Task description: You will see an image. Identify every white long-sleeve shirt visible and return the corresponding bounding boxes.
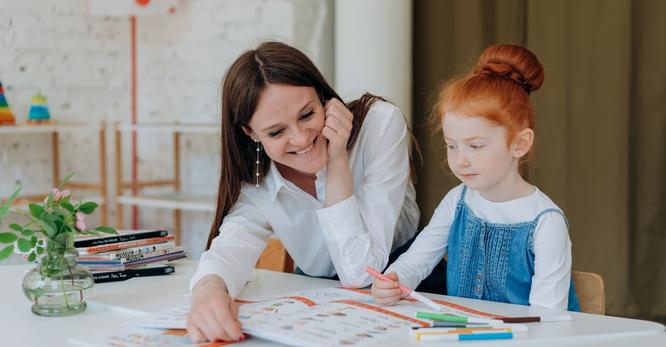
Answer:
[190,101,420,298]
[386,184,573,310]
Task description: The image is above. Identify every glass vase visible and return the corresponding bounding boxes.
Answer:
[21,238,94,316]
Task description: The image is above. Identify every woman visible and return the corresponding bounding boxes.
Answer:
[187,41,420,342]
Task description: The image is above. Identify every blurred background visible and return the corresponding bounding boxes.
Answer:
[0,0,664,325]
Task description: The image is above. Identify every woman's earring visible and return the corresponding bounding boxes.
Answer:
[255,140,262,187]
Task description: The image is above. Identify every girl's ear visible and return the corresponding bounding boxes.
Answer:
[511,128,534,158]
[241,125,256,141]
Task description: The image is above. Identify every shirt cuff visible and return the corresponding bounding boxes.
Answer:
[189,262,242,299]
[316,195,365,246]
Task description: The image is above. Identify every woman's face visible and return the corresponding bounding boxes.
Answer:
[244,84,327,175]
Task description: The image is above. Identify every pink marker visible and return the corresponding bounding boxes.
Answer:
[366,267,442,312]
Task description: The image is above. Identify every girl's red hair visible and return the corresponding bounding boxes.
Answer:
[434,44,544,144]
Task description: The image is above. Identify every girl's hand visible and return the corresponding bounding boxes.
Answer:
[322,98,353,163]
[187,275,244,343]
[370,272,406,306]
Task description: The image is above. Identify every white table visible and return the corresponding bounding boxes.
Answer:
[2,259,665,346]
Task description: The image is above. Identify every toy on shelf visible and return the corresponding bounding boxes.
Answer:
[26,92,52,124]
[0,81,16,125]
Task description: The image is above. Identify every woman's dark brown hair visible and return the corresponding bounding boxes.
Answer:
[206,41,383,249]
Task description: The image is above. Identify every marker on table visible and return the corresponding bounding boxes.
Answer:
[410,327,513,335]
[416,312,503,324]
[417,323,529,333]
[417,311,572,324]
[415,331,514,342]
[365,267,442,312]
[500,314,572,323]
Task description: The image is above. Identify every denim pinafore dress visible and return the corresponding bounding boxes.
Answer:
[446,186,580,311]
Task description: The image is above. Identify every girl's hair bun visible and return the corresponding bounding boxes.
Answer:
[475,44,544,94]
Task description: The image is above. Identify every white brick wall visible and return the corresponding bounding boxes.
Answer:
[0,0,333,260]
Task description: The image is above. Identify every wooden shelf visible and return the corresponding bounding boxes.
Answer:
[11,195,106,209]
[115,122,218,134]
[0,122,103,134]
[114,122,219,244]
[0,122,109,225]
[116,193,215,212]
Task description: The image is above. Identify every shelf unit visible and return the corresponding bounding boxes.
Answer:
[0,123,109,225]
[113,122,292,270]
[113,123,218,244]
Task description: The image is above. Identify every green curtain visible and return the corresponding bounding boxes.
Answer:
[413,0,666,321]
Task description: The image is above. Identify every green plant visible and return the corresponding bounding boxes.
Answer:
[0,172,117,261]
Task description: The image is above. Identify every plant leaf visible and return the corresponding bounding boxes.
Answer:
[9,223,23,232]
[0,245,14,261]
[28,203,45,219]
[0,232,18,244]
[17,238,32,252]
[95,226,117,234]
[58,172,75,189]
[30,218,55,237]
[0,187,21,222]
[78,201,98,215]
[36,246,44,254]
[60,201,75,212]
[27,252,36,262]
[21,229,34,237]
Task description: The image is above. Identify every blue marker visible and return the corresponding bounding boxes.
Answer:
[415,331,513,342]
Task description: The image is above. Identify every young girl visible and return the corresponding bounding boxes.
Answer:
[372,44,580,311]
[187,41,423,342]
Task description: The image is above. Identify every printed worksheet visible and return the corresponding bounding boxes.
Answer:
[75,287,502,347]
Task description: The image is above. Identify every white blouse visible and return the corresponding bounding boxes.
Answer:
[386,184,573,310]
[191,101,420,298]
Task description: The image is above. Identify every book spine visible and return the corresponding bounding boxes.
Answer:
[92,265,175,283]
[119,247,183,263]
[74,230,168,247]
[78,236,175,255]
[79,241,176,260]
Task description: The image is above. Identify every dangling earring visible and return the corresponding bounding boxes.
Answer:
[255,140,262,187]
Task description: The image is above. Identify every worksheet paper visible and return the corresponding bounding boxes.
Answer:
[70,287,499,347]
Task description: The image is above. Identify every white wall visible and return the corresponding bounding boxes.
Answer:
[0,0,333,260]
[334,0,412,123]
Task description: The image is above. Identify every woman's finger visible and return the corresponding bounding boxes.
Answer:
[325,99,353,124]
[200,309,230,342]
[325,115,346,134]
[187,323,206,343]
[215,305,243,341]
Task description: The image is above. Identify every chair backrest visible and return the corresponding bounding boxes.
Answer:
[256,237,294,273]
[573,271,605,315]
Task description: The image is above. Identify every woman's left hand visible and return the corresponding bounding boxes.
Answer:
[322,98,353,163]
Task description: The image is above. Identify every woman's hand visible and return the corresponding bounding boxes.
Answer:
[370,272,406,306]
[322,98,353,163]
[187,275,244,343]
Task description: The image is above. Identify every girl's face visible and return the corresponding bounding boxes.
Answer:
[442,113,522,199]
[244,84,327,175]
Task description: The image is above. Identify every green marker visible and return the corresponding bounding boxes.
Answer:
[416,312,503,324]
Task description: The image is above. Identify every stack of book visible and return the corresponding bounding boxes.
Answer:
[74,229,185,283]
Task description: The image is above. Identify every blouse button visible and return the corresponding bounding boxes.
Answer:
[476,274,483,280]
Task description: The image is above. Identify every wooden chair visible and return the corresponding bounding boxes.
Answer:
[256,237,294,273]
[573,271,605,315]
